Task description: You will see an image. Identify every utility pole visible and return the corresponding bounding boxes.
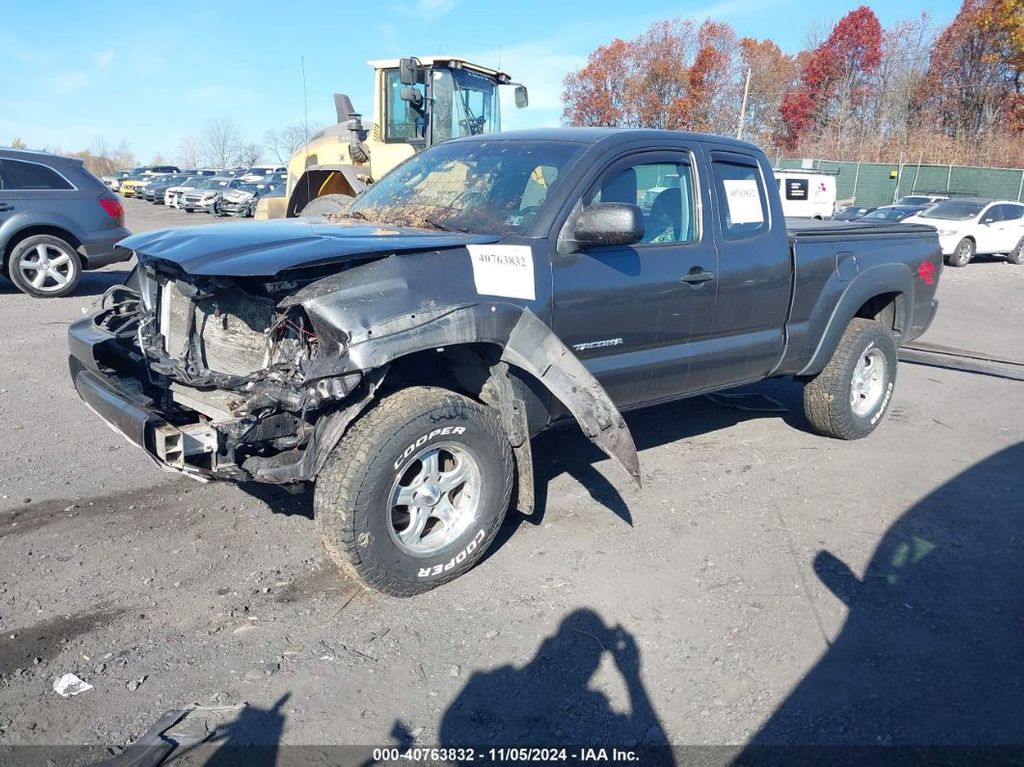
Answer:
[736,68,752,140]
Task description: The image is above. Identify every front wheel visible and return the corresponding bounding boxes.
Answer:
[315,386,514,596]
[803,318,898,440]
[946,238,975,267]
[1007,238,1024,265]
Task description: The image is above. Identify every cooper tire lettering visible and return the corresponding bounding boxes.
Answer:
[394,426,467,469]
[417,529,486,579]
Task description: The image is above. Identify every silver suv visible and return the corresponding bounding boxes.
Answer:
[0,148,132,297]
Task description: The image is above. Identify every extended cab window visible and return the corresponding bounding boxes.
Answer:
[711,159,768,240]
[588,162,697,244]
[2,159,74,190]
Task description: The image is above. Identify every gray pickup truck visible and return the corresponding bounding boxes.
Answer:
[68,129,941,596]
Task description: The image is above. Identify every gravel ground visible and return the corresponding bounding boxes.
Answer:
[0,198,1022,759]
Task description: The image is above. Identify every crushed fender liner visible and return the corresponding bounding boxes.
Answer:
[501,312,641,487]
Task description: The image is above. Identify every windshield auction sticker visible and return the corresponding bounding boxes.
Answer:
[723,179,764,224]
[467,244,536,301]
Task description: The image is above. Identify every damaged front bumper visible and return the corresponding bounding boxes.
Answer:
[67,271,373,485]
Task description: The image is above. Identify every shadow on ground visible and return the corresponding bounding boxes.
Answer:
[246,377,805,561]
[743,441,1024,748]
[395,608,670,751]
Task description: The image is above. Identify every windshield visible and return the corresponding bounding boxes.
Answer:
[921,200,985,220]
[898,196,931,205]
[430,68,500,143]
[345,139,584,235]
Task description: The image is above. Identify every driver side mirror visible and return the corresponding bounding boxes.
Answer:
[398,57,420,86]
[570,203,644,250]
[514,85,529,109]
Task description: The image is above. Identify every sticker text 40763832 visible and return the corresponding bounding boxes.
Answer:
[467,244,536,301]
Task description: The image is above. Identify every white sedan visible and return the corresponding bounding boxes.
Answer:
[903,198,1024,267]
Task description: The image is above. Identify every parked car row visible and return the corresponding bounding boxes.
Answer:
[835,195,1024,266]
[111,166,286,217]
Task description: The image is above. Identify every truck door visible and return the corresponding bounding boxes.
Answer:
[551,151,716,407]
[701,150,791,390]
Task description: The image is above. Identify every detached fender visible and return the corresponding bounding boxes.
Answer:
[798,262,915,376]
[290,261,640,485]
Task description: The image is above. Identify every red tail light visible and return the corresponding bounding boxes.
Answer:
[99,196,125,226]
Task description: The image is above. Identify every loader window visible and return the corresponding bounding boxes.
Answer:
[384,70,427,142]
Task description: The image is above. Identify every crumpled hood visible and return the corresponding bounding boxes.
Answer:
[122,219,500,277]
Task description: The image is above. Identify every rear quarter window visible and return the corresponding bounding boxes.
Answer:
[711,157,769,241]
[2,159,75,190]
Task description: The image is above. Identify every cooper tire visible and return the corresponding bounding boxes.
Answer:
[299,193,355,218]
[315,386,513,597]
[946,238,975,267]
[8,234,82,298]
[803,318,897,440]
[1007,238,1024,265]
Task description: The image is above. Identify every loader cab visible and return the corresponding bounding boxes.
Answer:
[274,55,528,219]
[371,56,525,179]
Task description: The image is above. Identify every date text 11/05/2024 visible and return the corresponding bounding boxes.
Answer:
[372,746,642,762]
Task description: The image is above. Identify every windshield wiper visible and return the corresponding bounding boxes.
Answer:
[424,216,468,233]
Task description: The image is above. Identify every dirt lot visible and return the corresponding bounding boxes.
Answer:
[1,198,1022,759]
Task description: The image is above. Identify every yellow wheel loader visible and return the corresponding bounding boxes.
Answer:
[256,56,528,219]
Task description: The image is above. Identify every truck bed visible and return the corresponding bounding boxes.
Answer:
[786,218,936,240]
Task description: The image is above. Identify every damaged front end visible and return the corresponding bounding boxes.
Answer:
[68,260,375,484]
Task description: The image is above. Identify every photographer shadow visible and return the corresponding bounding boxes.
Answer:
[432,608,671,753]
[743,441,1024,749]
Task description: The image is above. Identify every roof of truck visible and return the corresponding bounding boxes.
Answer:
[447,127,763,153]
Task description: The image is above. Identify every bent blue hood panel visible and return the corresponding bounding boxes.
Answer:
[121,219,500,276]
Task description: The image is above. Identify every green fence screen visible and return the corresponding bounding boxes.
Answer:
[774,157,1024,208]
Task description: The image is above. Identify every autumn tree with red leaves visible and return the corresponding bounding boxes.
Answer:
[916,0,1024,139]
[562,18,743,134]
[779,5,884,151]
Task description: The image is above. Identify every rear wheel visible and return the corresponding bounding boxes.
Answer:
[1007,238,1024,265]
[315,387,513,596]
[803,318,897,440]
[8,234,82,298]
[946,238,975,267]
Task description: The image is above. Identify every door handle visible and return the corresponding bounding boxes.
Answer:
[0,204,14,212]
[681,268,715,284]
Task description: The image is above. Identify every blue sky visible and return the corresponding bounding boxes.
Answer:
[0,0,964,162]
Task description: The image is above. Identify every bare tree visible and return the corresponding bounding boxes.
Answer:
[177,135,202,169]
[237,143,264,167]
[10,137,27,149]
[201,118,243,168]
[264,122,321,163]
